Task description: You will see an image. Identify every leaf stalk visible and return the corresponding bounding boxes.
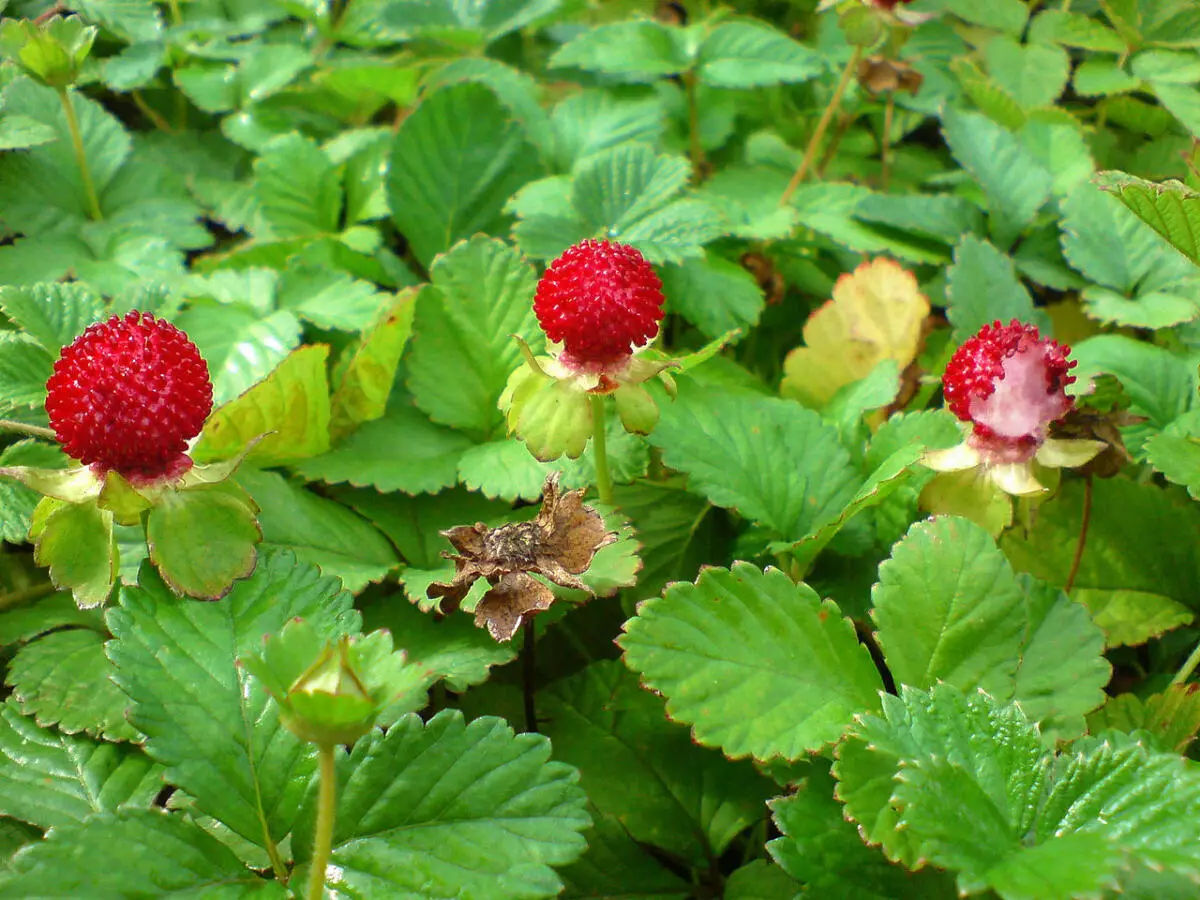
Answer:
[56,88,103,221]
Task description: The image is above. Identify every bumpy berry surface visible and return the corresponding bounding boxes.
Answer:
[45,311,213,481]
[533,239,665,369]
[943,319,1075,456]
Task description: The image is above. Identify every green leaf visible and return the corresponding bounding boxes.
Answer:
[276,265,390,332]
[194,345,332,466]
[0,592,99,645]
[175,304,301,406]
[0,333,52,413]
[0,440,63,543]
[549,19,692,79]
[568,142,721,264]
[407,236,543,435]
[0,698,160,829]
[0,809,285,898]
[723,860,800,900]
[1073,58,1141,96]
[0,282,103,354]
[359,590,516,693]
[549,89,665,171]
[252,132,342,240]
[293,711,590,898]
[697,19,822,88]
[388,82,543,268]
[660,252,764,339]
[695,165,796,241]
[619,563,884,761]
[558,807,690,900]
[1028,10,1126,51]
[1097,171,1200,267]
[1087,683,1200,753]
[837,684,1200,899]
[768,762,956,900]
[1146,431,1200,497]
[330,290,416,440]
[985,36,1071,109]
[1078,589,1194,647]
[106,550,359,849]
[237,468,394,594]
[941,108,1052,248]
[380,0,559,46]
[32,499,116,609]
[0,113,56,150]
[145,482,260,600]
[932,0,1027,33]
[648,381,859,541]
[874,516,1108,739]
[1060,181,1197,295]
[1071,334,1199,450]
[6,628,139,742]
[541,660,774,866]
[1003,475,1200,613]
[295,397,473,495]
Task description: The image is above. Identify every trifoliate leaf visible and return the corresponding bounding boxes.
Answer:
[649,381,858,541]
[194,345,332,466]
[0,698,160,829]
[0,810,285,898]
[874,517,1108,740]
[782,257,929,410]
[388,82,543,267]
[407,236,544,436]
[619,563,884,761]
[6,627,139,741]
[106,550,359,850]
[292,711,590,898]
[542,660,774,866]
[837,684,1200,899]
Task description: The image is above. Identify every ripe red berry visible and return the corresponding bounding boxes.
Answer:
[943,319,1075,463]
[533,240,665,371]
[46,311,213,483]
[870,0,914,8]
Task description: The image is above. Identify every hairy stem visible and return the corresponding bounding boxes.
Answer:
[880,90,896,192]
[780,46,862,206]
[1063,475,1093,595]
[684,71,706,181]
[589,393,613,506]
[307,744,337,900]
[0,420,56,440]
[57,88,102,221]
[523,619,538,732]
[1173,640,1200,687]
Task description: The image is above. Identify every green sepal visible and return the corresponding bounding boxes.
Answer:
[0,16,96,89]
[613,383,659,435]
[0,464,102,505]
[839,6,884,48]
[500,360,594,461]
[31,497,117,609]
[97,472,154,526]
[145,481,261,600]
[180,433,269,488]
[240,618,422,747]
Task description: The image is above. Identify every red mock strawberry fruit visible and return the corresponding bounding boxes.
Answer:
[46,311,213,483]
[942,319,1075,464]
[534,240,665,371]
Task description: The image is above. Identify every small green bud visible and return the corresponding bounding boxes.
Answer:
[0,16,96,89]
[839,6,885,48]
[241,620,422,747]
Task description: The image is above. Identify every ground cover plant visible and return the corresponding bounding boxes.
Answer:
[2,0,1200,896]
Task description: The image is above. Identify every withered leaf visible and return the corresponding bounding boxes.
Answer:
[427,472,617,642]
